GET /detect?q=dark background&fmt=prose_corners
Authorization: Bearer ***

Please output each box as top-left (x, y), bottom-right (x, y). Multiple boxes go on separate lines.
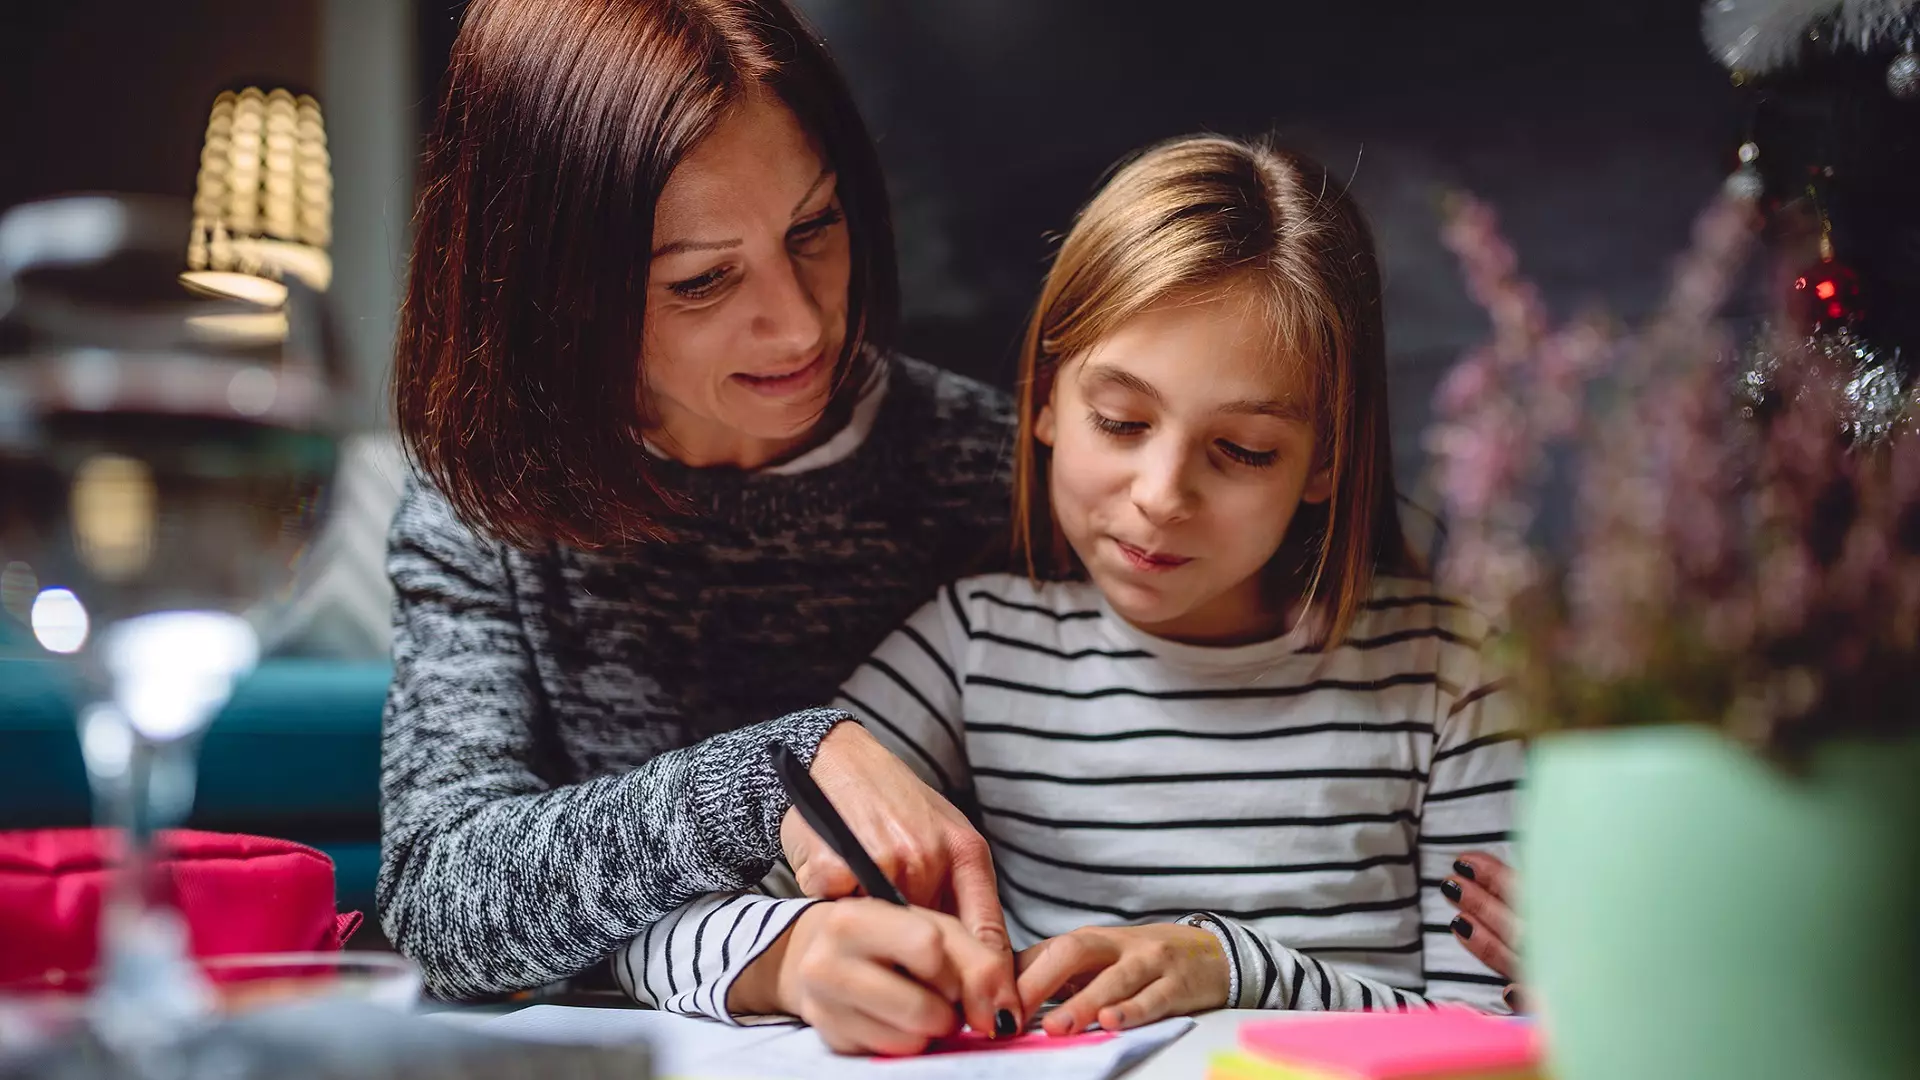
top-left (418, 0), bottom-right (1745, 484)
top-left (7, 0), bottom-right (1746, 484)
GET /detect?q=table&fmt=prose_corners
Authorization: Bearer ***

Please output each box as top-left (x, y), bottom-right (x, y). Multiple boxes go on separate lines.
top-left (439, 998), bottom-right (1290, 1080)
top-left (1121, 1010), bottom-right (1277, 1079)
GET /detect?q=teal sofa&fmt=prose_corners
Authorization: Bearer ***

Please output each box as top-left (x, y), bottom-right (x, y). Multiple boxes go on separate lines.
top-left (0, 646), bottom-right (389, 918)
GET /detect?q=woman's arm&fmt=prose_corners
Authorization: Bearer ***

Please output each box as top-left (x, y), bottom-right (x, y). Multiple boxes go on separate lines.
top-left (376, 483), bottom-right (844, 999)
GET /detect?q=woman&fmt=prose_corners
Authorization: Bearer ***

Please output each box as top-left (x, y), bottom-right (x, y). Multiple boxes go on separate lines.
top-left (380, 0), bottom-right (1016, 1001)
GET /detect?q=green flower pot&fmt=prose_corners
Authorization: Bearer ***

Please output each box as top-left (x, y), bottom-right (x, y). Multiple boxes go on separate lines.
top-left (1523, 726), bottom-right (1920, 1080)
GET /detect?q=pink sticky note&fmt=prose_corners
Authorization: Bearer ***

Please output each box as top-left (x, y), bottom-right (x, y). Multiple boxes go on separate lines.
top-left (887, 1028), bottom-right (1117, 1059)
top-left (1238, 1009), bottom-right (1538, 1078)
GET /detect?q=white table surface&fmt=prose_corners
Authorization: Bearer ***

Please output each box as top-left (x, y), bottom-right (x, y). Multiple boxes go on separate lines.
top-left (1119, 1009), bottom-right (1293, 1079)
top-left (438, 1001), bottom-right (1294, 1080)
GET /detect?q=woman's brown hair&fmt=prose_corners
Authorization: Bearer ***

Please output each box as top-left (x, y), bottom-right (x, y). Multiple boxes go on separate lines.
top-left (395, 0), bottom-right (895, 549)
top-left (1012, 134), bottom-right (1420, 648)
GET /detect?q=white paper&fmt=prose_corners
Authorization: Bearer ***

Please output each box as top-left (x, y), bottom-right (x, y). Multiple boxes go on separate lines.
top-left (471, 1004), bottom-right (796, 1077)
top-left (464, 1006), bottom-right (1194, 1080)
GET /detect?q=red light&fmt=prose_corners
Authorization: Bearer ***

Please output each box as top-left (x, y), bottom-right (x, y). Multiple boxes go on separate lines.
top-left (1815, 280), bottom-right (1837, 300)
top-left (1828, 301), bottom-right (1845, 319)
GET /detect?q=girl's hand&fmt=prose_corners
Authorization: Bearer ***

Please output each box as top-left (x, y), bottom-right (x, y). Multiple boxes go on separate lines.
top-left (1444, 851), bottom-right (1524, 1006)
top-left (730, 899), bottom-right (1021, 1056)
top-left (783, 723), bottom-right (1011, 955)
top-left (1013, 924), bottom-right (1229, 1034)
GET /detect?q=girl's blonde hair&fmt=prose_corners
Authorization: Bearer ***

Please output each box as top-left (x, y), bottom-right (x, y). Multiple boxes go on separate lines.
top-left (1012, 134), bottom-right (1420, 648)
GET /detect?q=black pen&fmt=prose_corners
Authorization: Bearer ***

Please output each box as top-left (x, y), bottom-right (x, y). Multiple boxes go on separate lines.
top-left (771, 742), bottom-right (1021, 1040)
top-left (770, 743), bottom-right (907, 906)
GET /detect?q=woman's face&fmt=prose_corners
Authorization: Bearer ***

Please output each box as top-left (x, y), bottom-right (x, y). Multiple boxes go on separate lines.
top-left (643, 90), bottom-right (851, 468)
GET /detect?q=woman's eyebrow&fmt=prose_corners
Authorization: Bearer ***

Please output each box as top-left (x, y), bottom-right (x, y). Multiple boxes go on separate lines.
top-left (791, 166), bottom-right (835, 215)
top-left (651, 168), bottom-right (838, 259)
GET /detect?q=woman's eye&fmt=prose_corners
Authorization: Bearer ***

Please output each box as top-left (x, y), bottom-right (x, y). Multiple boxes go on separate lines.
top-left (667, 267), bottom-right (733, 300)
top-left (1087, 411), bottom-right (1146, 437)
top-left (787, 206), bottom-right (844, 248)
top-left (1217, 440), bottom-right (1279, 468)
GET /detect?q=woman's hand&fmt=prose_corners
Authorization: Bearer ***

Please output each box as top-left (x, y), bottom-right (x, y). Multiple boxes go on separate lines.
top-left (1013, 923), bottom-right (1229, 1035)
top-left (782, 723), bottom-right (1010, 953)
top-left (729, 899), bottom-right (1021, 1056)
top-left (1444, 851), bottom-right (1524, 1009)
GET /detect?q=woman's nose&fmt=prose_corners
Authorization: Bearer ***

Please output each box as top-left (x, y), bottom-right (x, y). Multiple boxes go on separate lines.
top-left (752, 255), bottom-right (828, 359)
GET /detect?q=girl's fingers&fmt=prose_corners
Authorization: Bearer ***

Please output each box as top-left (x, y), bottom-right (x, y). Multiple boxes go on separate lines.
top-left (1014, 934), bottom-right (1109, 1017)
top-left (1049, 958), bottom-right (1155, 1036)
top-left (811, 994), bottom-right (942, 1057)
top-left (1095, 975), bottom-right (1182, 1032)
top-left (842, 904), bottom-right (964, 1001)
top-left (825, 953), bottom-right (960, 1037)
top-left (1443, 874), bottom-right (1518, 947)
top-left (1448, 914), bottom-right (1521, 983)
top-left (1452, 851), bottom-right (1519, 907)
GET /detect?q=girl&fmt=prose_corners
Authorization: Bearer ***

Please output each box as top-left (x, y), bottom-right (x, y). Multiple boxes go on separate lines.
top-left (617, 134), bottom-right (1521, 1052)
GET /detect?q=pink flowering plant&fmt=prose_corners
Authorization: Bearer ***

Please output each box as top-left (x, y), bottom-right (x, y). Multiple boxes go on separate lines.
top-left (1426, 191), bottom-right (1920, 756)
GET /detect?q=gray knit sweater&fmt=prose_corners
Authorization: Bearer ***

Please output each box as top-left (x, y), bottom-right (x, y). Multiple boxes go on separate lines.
top-left (377, 357), bottom-right (1014, 1000)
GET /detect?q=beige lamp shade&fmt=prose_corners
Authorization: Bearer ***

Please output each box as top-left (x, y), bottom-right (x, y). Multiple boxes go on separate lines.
top-left (181, 87), bottom-right (333, 323)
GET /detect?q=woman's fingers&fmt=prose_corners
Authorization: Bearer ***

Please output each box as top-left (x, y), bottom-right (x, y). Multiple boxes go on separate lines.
top-left (945, 827), bottom-right (1012, 956)
top-left (1444, 873), bottom-right (1518, 946)
top-left (929, 916), bottom-right (1022, 1039)
top-left (1449, 915), bottom-right (1520, 982)
top-left (1452, 851), bottom-right (1519, 907)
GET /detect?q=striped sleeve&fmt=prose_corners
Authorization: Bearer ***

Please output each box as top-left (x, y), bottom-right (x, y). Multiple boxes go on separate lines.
top-left (832, 585), bottom-right (973, 799)
top-left (1182, 913), bottom-right (1437, 1012)
top-left (613, 867), bottom-right (819, 1023)
top-left (1417, 628), bottom-right (1524, 1011)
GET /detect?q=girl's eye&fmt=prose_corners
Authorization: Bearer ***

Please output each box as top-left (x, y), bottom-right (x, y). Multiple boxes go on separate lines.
top-left (1087, 411), bottom-right (1146, 437)
top-left (787, 206), bottom-right (845, 249)
top-left (667, 266), bottom-right (733, 301)
top-left (1217, 440), bottom-right (1279, 468)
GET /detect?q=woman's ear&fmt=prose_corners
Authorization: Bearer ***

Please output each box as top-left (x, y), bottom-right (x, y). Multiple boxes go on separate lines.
top-left (1035, 402), bottom-right (1057, 447)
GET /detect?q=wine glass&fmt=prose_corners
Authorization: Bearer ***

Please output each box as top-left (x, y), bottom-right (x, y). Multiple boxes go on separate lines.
top-left (0, 194), bottom-right (346, 1057)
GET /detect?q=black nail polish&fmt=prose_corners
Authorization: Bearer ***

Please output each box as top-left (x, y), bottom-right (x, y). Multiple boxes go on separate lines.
top-left (1453, 859), bottom-right (1476, 881)
top-left (1503, 984), bottom-right (1526, 1012)
top-left (994, 1009), bottom-right (1016, 1038)
top-left (1441, 879), bottom-right (1463, 903)
top-left (1450, 915), bottom-right (1473, 940)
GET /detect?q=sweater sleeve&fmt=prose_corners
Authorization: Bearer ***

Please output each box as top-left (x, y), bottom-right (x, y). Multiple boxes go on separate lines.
top-left (376, 482), bottom-right (846, 1000)
top-left (612, 587), bottom-right (976, 1020)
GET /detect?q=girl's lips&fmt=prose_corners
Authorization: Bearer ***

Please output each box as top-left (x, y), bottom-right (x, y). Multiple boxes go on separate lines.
top-left (1115, 539), bottom-right (1192, 571)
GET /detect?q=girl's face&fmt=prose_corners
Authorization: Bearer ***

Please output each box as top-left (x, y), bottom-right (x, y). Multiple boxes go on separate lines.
top-left (642, 90), bottom-right (851, 469)
top-left (1037, 288), bottom-right (1332, 645)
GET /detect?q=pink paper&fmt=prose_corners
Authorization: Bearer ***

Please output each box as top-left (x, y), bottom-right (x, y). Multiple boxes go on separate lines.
top-left (889, 1028), bottom-right (1118, 1058)
top-left (1238, 1009), bottom-right (1538, 1077)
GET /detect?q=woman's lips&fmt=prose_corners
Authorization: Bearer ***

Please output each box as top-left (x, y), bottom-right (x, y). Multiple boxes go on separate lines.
top-left (734, 350), bottom-right (828, 396)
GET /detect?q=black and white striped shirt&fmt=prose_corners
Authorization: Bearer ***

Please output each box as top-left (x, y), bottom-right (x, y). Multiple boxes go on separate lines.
top-left (616, 572), bottom-right (1521, 1018)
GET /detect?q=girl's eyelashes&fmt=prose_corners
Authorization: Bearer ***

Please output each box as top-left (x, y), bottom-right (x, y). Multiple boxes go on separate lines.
top-left (1087, 411), bottom-right (1146, 437)
top-left (1217, 441), bottom-right (1279, 468)
top-left (667, 266), bottom-right (734, 301)
top-left (1087, 410), bottom-right (1280, 468)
